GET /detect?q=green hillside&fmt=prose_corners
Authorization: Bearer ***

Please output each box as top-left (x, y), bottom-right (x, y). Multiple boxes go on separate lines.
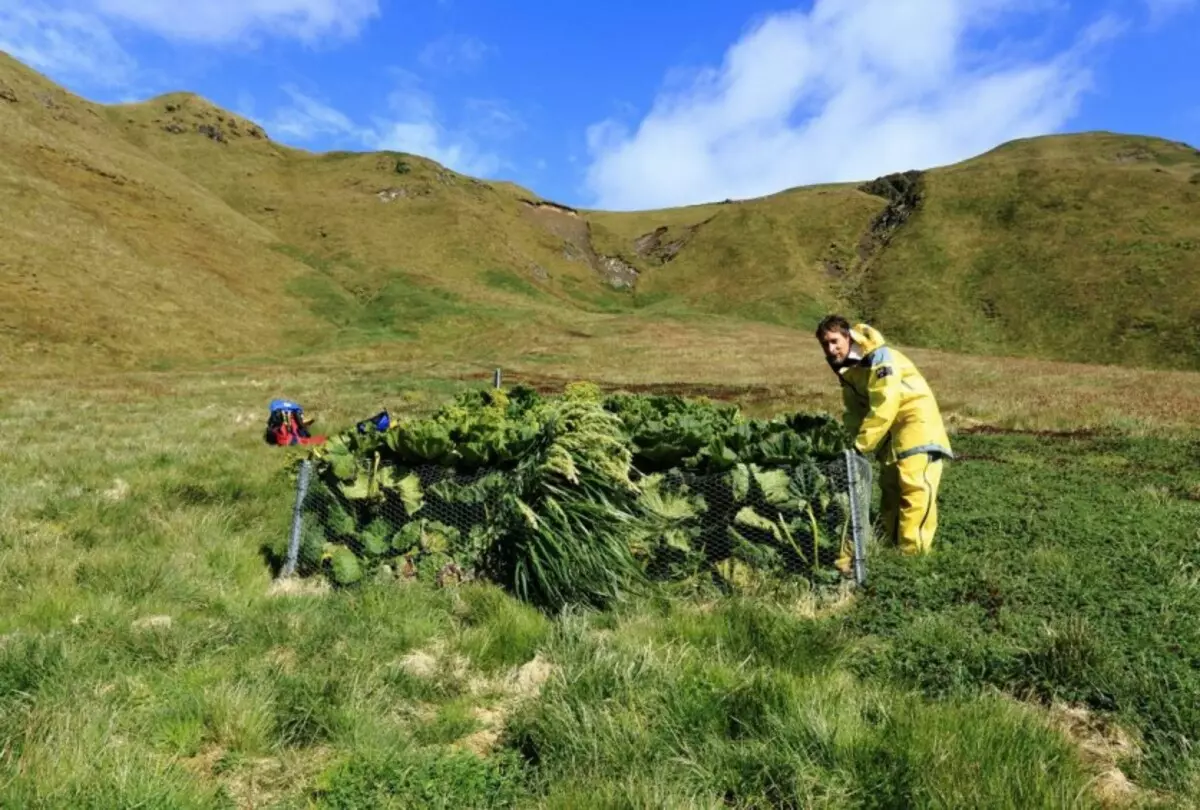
top-left (858, 134), bottom-right (1200, 368)
top-left (2, 52), bottom-right (1198, 373)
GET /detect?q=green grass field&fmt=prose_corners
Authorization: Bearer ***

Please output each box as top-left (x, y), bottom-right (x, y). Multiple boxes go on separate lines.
top-left (2, 361), bottom-right (1197, 809)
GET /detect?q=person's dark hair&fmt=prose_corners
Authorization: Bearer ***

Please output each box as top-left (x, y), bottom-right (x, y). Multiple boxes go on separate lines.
top-left (815, 314), bottom-right (852, 340)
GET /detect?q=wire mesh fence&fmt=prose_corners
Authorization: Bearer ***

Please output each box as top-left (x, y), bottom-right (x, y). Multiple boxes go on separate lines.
top-left (628, 452), bottom-right (873, 586)
top-left (281, 449), bottom-right (873, 597)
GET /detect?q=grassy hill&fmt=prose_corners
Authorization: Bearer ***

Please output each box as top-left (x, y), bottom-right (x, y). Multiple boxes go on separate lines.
top-left (0, 55), bottom-right (325, 370)
top-left (858, 134), bottom-right (1200, 369)
top-left (2, 53), bottom-right (1199, 374)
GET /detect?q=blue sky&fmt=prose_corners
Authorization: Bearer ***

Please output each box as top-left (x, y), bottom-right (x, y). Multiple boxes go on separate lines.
top-left (2, 0), bottom-right (1197, 210)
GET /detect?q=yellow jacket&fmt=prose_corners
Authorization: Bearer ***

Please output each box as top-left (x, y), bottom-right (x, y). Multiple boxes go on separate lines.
top-left (831, 323), bottom-right (952, 463)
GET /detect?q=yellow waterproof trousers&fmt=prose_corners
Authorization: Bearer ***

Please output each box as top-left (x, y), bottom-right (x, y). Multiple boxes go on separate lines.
top-left (836, 451), bottom-right (946, 574)
top-left (878, 452), bottom-right (944, 554)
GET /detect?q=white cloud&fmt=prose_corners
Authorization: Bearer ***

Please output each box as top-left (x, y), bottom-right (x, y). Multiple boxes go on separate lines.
top-left (463, 98), bottom-right (525, 140)
top-left (0, 0), bottom-right (379, 96)
top-left (0, 0), bottom-right (379, 80)
top-left (374, 120), bottom-right (500, 176)
top-left (89, 0), bottom-right (380, 44)
top-left (268, 87), bottom-right (360, 141)
top-left (1142, 0), bottom-right (1196, 24)
top-left (0, 1), bottom-right (135, 86)
top-left (418, 33), bottom-right (490, 73)
top-left (266, 83), bottom-right (505, 178)
top-left (583, 0), bottom-right (1120, 211)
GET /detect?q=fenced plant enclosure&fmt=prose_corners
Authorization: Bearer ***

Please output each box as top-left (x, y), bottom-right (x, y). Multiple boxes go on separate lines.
top-left (278, 382), bottom-right (873, 610)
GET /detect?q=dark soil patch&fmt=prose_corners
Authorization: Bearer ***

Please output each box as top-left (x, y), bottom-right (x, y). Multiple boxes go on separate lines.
top-left (960, 426), bottom-right (1102, 440)
top-left (951, 452), bottom-right (1007, 463)
top-left (632, 216), bottom-right (716, 264)
top-left (453, 371), bottom-right (792, 405)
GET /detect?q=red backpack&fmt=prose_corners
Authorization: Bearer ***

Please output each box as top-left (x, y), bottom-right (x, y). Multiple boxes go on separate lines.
top-left (265, 399), bottom-right (326, 446)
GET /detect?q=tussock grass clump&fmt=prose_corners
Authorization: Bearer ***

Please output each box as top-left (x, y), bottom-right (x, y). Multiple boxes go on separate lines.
top-left (505, 601), bottom-right (1101, 808)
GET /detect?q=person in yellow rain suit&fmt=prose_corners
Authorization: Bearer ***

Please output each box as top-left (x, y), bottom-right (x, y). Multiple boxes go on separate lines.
top-left (815, 315), bottom-right (953, 562)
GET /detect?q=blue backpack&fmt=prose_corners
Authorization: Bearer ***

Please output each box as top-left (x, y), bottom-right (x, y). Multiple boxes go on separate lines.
top-left (356, 410), bottom-right (391, 434)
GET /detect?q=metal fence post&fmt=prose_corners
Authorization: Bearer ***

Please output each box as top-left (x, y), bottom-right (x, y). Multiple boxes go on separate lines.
top-left (281, 459), bottom-right (312, 578)
top-left (493, 367), bottom-right (502, 389)
top-left (844, 449), bottom-right (868, 587)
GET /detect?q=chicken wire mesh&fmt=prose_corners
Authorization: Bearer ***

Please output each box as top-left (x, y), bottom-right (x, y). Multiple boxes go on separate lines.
top-left (280, 449), bottom-right (873, 593)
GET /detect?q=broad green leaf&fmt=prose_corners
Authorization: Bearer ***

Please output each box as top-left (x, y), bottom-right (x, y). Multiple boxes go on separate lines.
top-left (637, 481), bottom-right (700, 521)
top-left (330, 451), bottom-right (357, 481)
top-left (420, 529), bottom-right (448, 554)
top-left (715, 558), bottom-right (753, 588)
top-left (326, 502), bottom-right (356, 537)
top-left (420, 521), bottom-right (460, 554)
top-left (329, 546), bottom-right (363, 585)
top-left (361, 533), bottom-right (389, 558)
top-left (753, 467), bottom-right (792, 506)
top-left (663, 528), bottom-right (694, 552)
top-left (397, 473), bottom-right (425, 516)
top-left (391, 521), bottom-right (424, 555)
top-left (338, 474), bottom-right (372, 500)
top-left (732, 464), bottom-right (751, 503)
top-left (734, 506), bottom-right (780, 540)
